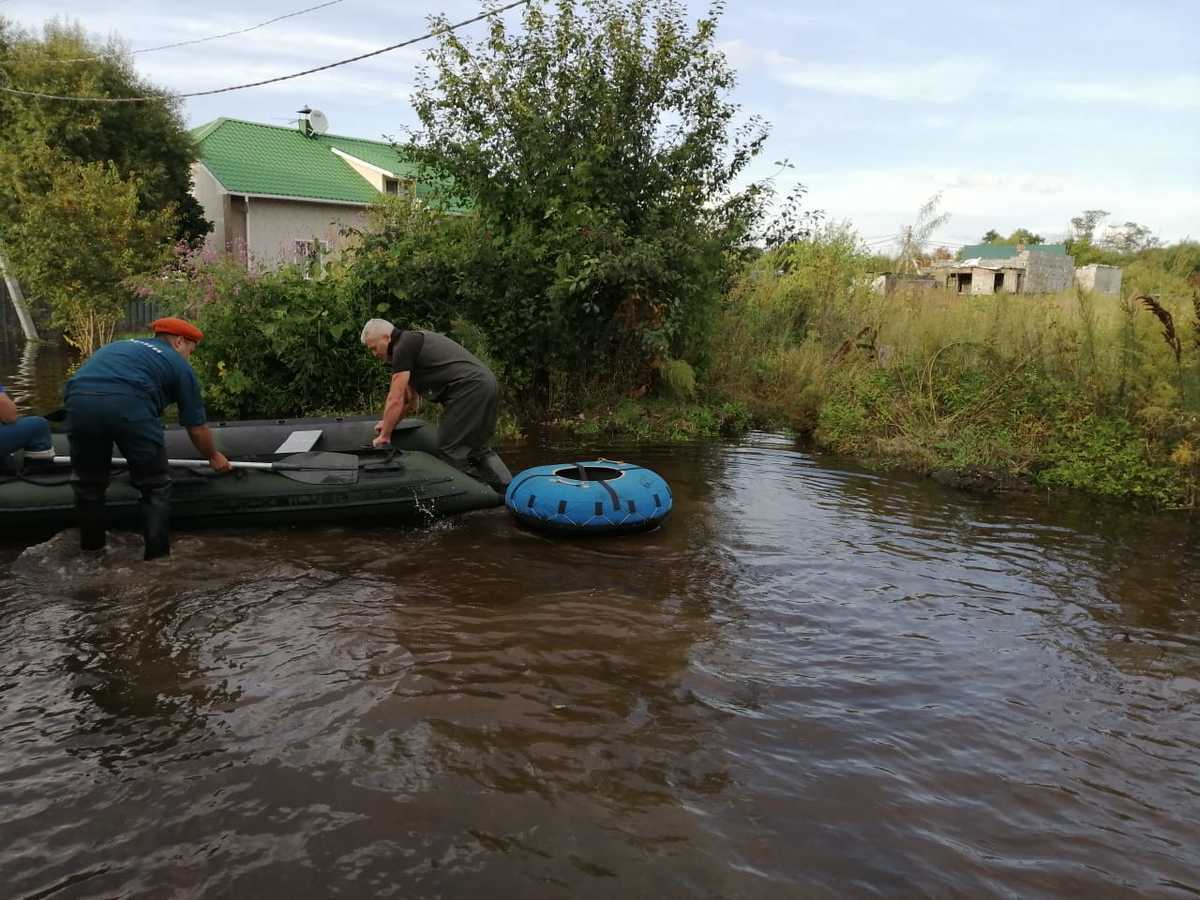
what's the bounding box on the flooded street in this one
[2,341,1200,897]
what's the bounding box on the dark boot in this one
[141,482,173,561]
[469,449,513,492]
[76,495,108,552]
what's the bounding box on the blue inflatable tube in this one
[505,460,673,535]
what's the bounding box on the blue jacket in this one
[66,338,207,427]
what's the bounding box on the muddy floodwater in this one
[2,341,1199,897]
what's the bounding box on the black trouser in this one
[67,394,172,560]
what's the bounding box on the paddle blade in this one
[269,452,360,485]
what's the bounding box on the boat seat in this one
[274,430,323,455]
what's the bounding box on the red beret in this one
[151,317,204,343]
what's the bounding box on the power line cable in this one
[0,0,531,102]
[28,0,348,63]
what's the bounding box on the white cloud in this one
[731,42,991,103]
[1046,74,1200,110]
[764,166,1200,246]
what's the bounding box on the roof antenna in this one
[295,105,328,138]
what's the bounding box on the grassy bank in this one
[699,240,1200,508]
[134,230,1200,510]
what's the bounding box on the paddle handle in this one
[51,455,269,471]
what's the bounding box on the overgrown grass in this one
[706,236,1200,508]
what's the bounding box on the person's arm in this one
[374,371,410,447]
[186,425,232,472]
[0,391,17,425]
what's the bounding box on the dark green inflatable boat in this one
[0,416,503,535]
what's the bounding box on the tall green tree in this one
[1101,221,1160,254]
[8,155,174,354]
[1070,209,1110,244]
[0,18,209,245]
[1006,228,1043,245]
[400,0,770,403]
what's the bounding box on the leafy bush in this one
[137,252,384,419]
[658,358,697,400]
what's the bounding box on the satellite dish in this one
[307,109,329,135]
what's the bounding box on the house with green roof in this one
[191,115,435,269]
[932,242,1076,295]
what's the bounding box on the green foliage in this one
[0,19,208,244]
[708,223,877,428]
[709,235,1200,508]
[977,227,1043,246]
[8,157,173,354]
[658,358,697,400]
[1036,413,1185,505]
[1066,210,1171,266]
[1006,228,1043,245]
[560,395,750,441]
[136,250,384,419]
[400,0,770,402]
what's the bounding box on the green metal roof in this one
[191,118,419,204]
[959,242,1068,259]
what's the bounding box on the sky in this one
[3,0,1198,251]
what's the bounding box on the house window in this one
[383,178,414,197]
[293,239,331,266]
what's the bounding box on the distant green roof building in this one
[190,116,460,269]
[958,242,1067,260]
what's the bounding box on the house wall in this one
[1021,251,1074,293]
[1076,264,1122,296]
[226,196,248,266]
[192,164,227,255]
[336,153,387,192]
[245,198,370,269]
[971,267,996,295]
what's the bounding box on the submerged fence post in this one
[0,253,39,342]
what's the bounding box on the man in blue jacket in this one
[0,383,54,463]
[65,317,231,559]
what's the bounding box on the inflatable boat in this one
[0,416,503,535]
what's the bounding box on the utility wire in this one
[29,0,348,63]
[0,0,531,102]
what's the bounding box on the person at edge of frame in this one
[0,382,54,466]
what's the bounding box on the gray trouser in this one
[437,376,511,490]
[438,375,499,465]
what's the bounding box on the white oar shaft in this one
[51,455,271,471]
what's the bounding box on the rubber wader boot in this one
[470,450,513,492]
[76,496,108,552]
[141,484,173,560]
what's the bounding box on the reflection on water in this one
[0,338,74,414]
[2,435,1199,896]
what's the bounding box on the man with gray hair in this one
[361,318,512,491]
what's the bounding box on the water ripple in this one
[1,439,1198,896]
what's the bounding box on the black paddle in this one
[50,451,360,485]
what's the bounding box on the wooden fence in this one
[1,282,158,340]
[120,298,160,332]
